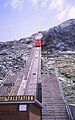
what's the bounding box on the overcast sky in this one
[0,0,75,42]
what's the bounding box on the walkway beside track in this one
[42,73,68,120]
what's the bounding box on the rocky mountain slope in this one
[42,19,75,103]
[0,37,34,81]
[42,19,75,54]
[0,19,75,103]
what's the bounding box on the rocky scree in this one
[0,37,33,82]
[0,19,75,103]
[42,19,75,54]
[42,19,75,104]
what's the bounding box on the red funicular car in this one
[35,32,43,47]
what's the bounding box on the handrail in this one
[35,99,56,120]
[58,80,73,120]
[35,99,49,120]
[55,69,74,120]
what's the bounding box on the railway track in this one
[17,47,41,97]
[0,47,41,98]
[0,46,73,120]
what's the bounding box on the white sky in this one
[0,0,75,42]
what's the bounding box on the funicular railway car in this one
[35,32,43,47]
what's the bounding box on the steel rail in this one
[55,69,74,120]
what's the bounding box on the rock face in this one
[0,37,33,80]
[42,19,75,54]
[0,19,75,81]
[41,19,75,104]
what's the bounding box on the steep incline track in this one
[0,47,41,98]
[17,47,41,97]
[0,46,73,120]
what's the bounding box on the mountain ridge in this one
[42,19,75,54]
[0,19,75,80]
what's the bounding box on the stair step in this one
[42,100,64,102]
[42,101,64,104]
[42,74,68,120]
[42,118,68,120]
[42,115,68,119]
